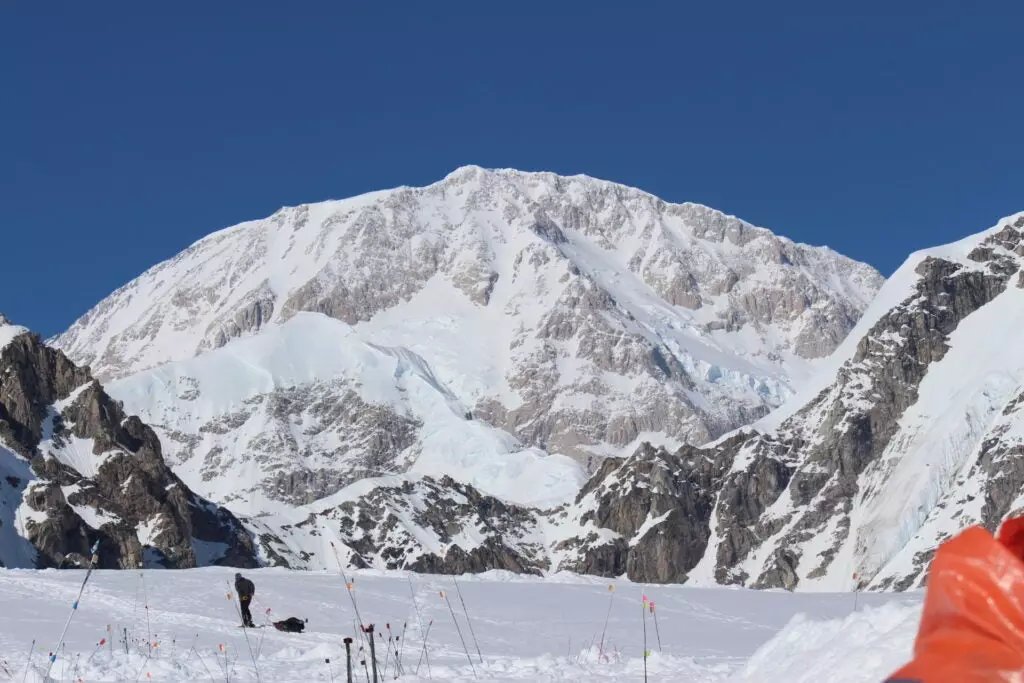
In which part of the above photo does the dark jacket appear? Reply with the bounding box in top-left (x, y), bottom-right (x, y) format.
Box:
top-left (235, 576), bottom-right (255, 601)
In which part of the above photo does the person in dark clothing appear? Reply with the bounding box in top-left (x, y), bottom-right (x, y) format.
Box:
top-left (234, 572), bottom-right (256, 627)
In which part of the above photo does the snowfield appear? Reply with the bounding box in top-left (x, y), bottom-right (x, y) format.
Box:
top-left (1, 567), bottom-right (920, 682)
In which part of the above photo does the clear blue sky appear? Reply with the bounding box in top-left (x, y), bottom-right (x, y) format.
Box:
top-left (4, 2), bottom-right (1023, 338)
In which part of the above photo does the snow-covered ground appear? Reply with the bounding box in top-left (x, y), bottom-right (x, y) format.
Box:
top-left (0, 568), bottom-right (921, 682)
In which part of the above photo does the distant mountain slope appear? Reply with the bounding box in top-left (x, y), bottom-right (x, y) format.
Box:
top-left (0, 315), bottom-right (257, 569)
top-left (55, 167), bottom-right (882, 478)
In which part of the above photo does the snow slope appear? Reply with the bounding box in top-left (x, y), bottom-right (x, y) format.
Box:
top-left (106, 312), bottom-right (583, 514)
top-left (0, 566), bottom-right (921, 682)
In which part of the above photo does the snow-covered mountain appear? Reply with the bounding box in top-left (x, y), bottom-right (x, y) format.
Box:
top-left (556, 212), bottom-right (1024, 591)
top-left (54, 167), bottom-right (881, 525)
top-left (25, 168), bottom-right (1024, 591)
top-left (0, 315), bottom-right (257, 569)
top-left (214, 210), bottom-right (1024, 586)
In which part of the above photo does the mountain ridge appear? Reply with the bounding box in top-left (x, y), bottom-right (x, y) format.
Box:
top-left (0, 316), bottom-right (258, 569)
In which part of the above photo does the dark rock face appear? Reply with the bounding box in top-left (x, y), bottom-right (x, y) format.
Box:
top-left (740, 252), bottom-right (1010, 588)
top-left (554, 437), bottom-right (740, 583)
top-left (291, 476), bottom-right (547, 575)
top-left (0, 325), bottom-right (258, 569)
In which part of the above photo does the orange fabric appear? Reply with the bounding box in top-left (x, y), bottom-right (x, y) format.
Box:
top-left (885, 517), bottom-right (1024, 682)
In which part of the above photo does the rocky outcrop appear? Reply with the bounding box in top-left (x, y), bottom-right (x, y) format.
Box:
top-left (550, 433), bottom-right (784, 584)
top-left (257, 476), bottom-right (547, 574)
top-left (0, 321), bottom-right (258, 569)
top-left (147, 377), bottom-right (424, 509)
top-left (198, 283), bottom-right (276, 352)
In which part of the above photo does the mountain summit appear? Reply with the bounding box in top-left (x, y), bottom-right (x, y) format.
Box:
top-left (51, 168), bottom-right (884, 571)
top-left (55, 167), bottom-right (881, 471)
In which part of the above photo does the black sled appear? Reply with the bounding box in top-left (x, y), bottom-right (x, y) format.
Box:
top-left (273, 617), bottom-right (308, 633)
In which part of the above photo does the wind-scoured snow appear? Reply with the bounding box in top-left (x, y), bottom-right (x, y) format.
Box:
top-left (0, 441), bottom-right (38, 569)
top-left (0, 567), bottom-right (920, 682)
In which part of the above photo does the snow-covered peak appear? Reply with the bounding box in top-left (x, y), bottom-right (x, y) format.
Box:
top-left (54, 167), bottom-right (881, 381)
top-left (0, 314), bottom-right (29, 354)
top-left (50, 169), bottom-right (886, 575)
top-left (757, 209), bottom-right (1024, 432)
top-left (51, 167), bottom-right (883, 512)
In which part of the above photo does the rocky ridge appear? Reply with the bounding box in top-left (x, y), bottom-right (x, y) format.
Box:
top-left (0, 317), bottom-right (258, 569)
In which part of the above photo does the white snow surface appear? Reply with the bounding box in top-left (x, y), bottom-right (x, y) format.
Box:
top-left (0, 320), bottom-right (28, 354)
top-left (0, 567), bottom-right (921, 682)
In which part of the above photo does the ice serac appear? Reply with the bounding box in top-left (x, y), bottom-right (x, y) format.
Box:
top-left (0, 317), bottom-right (258, 569)
top-left (53, 167), bottom-right (882, 515)
top-left (564, 213), bottom-right (1024, 590)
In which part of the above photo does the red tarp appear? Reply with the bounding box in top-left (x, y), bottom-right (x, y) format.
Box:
top-left (885, 517), bottom-right (1024, 682)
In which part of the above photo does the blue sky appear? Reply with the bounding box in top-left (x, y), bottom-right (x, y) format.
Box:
top-left (3, 1), bottom-right (1023, 337)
